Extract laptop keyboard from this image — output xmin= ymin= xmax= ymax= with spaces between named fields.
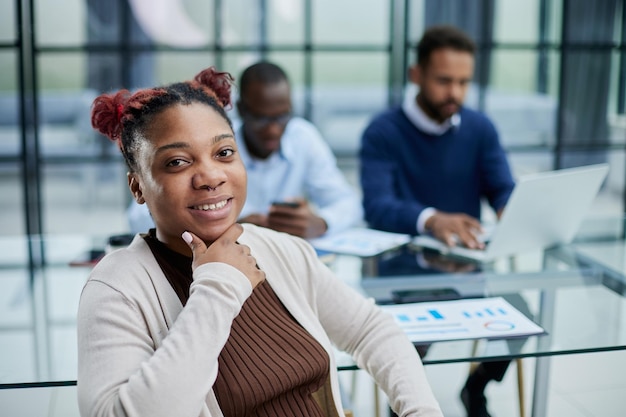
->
xmin=451 ymin=223 xmax=495 ymax=249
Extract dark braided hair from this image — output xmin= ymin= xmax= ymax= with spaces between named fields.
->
xmin=91 ymin=67 xmax=234 ymax=172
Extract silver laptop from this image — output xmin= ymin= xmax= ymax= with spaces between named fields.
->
xmin=411 ymin=163 xmax=609 ymax=262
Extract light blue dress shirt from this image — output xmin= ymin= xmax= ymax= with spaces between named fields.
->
xmin=235 ymin=117 xmax=363 ymax=235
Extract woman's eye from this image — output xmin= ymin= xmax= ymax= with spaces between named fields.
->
xmin=166 ymin=159 xmax=187 ymax=167
xmin=217 ymin=148 xmax=235 ymax=158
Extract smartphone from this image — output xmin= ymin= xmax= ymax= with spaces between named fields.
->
xmin=391 ymin=288 xmax=461 ymax=304
xmin=271 ymin=201 xmax=300 ymax=208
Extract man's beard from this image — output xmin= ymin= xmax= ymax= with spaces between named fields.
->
xmin=418 ymin=94 xmax=460 ymax=123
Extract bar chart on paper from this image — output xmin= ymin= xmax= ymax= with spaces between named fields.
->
xmin=381 ymin=297 xmax=545 ymax=343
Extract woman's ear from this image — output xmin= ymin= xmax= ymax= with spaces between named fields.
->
xmin=128 ymin=173 xmax=145 ymax=204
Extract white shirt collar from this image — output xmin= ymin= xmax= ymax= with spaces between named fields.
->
xmin=402 ymin=86 xmax=461 ymax=135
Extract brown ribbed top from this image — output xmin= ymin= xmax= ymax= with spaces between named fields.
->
xmin=144 ymin=232 xmax=330 ymax=417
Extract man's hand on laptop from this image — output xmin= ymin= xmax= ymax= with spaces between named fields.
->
xmin=425 ymin=212 xmax=485 ymax=249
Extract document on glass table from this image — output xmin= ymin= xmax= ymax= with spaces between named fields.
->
xmin=381 ymin=296 xmax=545 ymax=343
xmin=308 ymin=228 xmax=411 ymax=257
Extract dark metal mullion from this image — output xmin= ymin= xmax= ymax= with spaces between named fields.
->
xmin=214 ymin=0 xmax=223 ymax=69
xmin=18 ymin=0 xmax=45 ymax=267
xmin=476 ymin=0 xmax=495 ymax=112
xmin=387 ymin=0 xmax=407 ymax=107
xmin=555 ymin=0 xmax=570 ymax=170
xmin=303 ymin=0 xmax=313 ymax=121
xmin=490 ymin=41 xmax=620 ymax=50
xmin=259 ymin=0 xmax=268 ymax=59
xmin=537 ymin=0 xmax=550 ymax=94
xmin=620 ymin=0 xmax=626 ymax=235
xmin=386 ymin=0 xmax=392 ymax=107
xmin=17 ymin=0 xmax=48 ymax=385
xmin=34 ymin=41 xmax=625 ymax=54
xmin=28 ymin=0 xmax=43 ymax=245
xmin=402 ymin=0 xmax=409 ymax=89
xmin=36 ymin=44 xmax=400 ymax=54
xmin=618 ymin=0 xmax=626 ymax=114
xmin=16 ymin=0 xmax=27 ymax=242
xmin=120 ymin=0 xmax=131 ymax=88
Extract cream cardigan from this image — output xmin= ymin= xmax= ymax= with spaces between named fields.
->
xmin=77 ymin=224 xmax=443 ymax=417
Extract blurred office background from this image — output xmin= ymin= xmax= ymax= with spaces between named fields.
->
xmin=1 ymin=0 xmax=626 ymax=416
xmin=1 ymin=0 xmax=625 ymax=244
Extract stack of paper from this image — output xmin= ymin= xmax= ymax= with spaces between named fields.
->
xmin=308 ymin=228 xmax=411 ymax=257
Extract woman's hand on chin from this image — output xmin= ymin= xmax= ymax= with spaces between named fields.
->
xmin=182 ymin=224 xmax=265 ymax=288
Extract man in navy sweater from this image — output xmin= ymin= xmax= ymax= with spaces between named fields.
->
xmin=360 ymin=25 xmax=516 ymax=417
xmin=360 ymin=25 xmax=515 ymax=250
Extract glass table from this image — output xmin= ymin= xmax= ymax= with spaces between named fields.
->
xmin=330 ymin=241 xmax=626 ymax=417
xmin=1 ymin=228 xmax=626 ymax=417
xmin=335 ymin=244 xmax=626 ymax=365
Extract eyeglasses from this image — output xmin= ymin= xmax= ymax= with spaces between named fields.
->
xmin=242 ymin=110 xmax=292 ymax=130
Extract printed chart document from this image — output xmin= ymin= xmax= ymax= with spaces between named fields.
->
xmin=381 ymin=297 xmax=545 ymax=343
xmin=308 ymin=228 xmax=411 ymax=257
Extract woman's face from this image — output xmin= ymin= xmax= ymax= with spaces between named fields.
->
xmin=129 ymin=102 xmax=246 ymax=255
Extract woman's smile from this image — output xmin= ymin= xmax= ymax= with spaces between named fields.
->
xmin=189 ymin=197 xmax=234 ymax=220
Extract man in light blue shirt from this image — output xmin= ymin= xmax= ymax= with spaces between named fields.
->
xmin=127 ymin=62 xmax=362 ymax=238
xmin=235 ymin=61 xmax=362 ymax=238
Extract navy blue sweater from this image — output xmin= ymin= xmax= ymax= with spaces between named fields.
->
xmin=359 ymin=106 xmax=515 ymax=235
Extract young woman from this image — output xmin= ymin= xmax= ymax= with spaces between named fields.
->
xmin=77 ymin=67 xmax=443 ymax=417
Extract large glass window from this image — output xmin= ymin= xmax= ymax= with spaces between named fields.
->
xmin=0 ymin=52 xmax=20 ymax=157
xmin=0 ymin=162 xmax=25 ymax=236
xmin=1 ymin=0 xmax=624 ymax=248
xmin=312 ymin=52 xmax=388 ymax=154
xmin=0 ymin=1 xmax=16 ymax=42
xmin=268 ymin=0 xmax=305 ymax=45
xmin=35 ymin=0 xmax=85 ymax=46
xmin=312 ymin=0 xmax=389 ymax=45
xmin=493 ymin=0 xmax=541 ymax=43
